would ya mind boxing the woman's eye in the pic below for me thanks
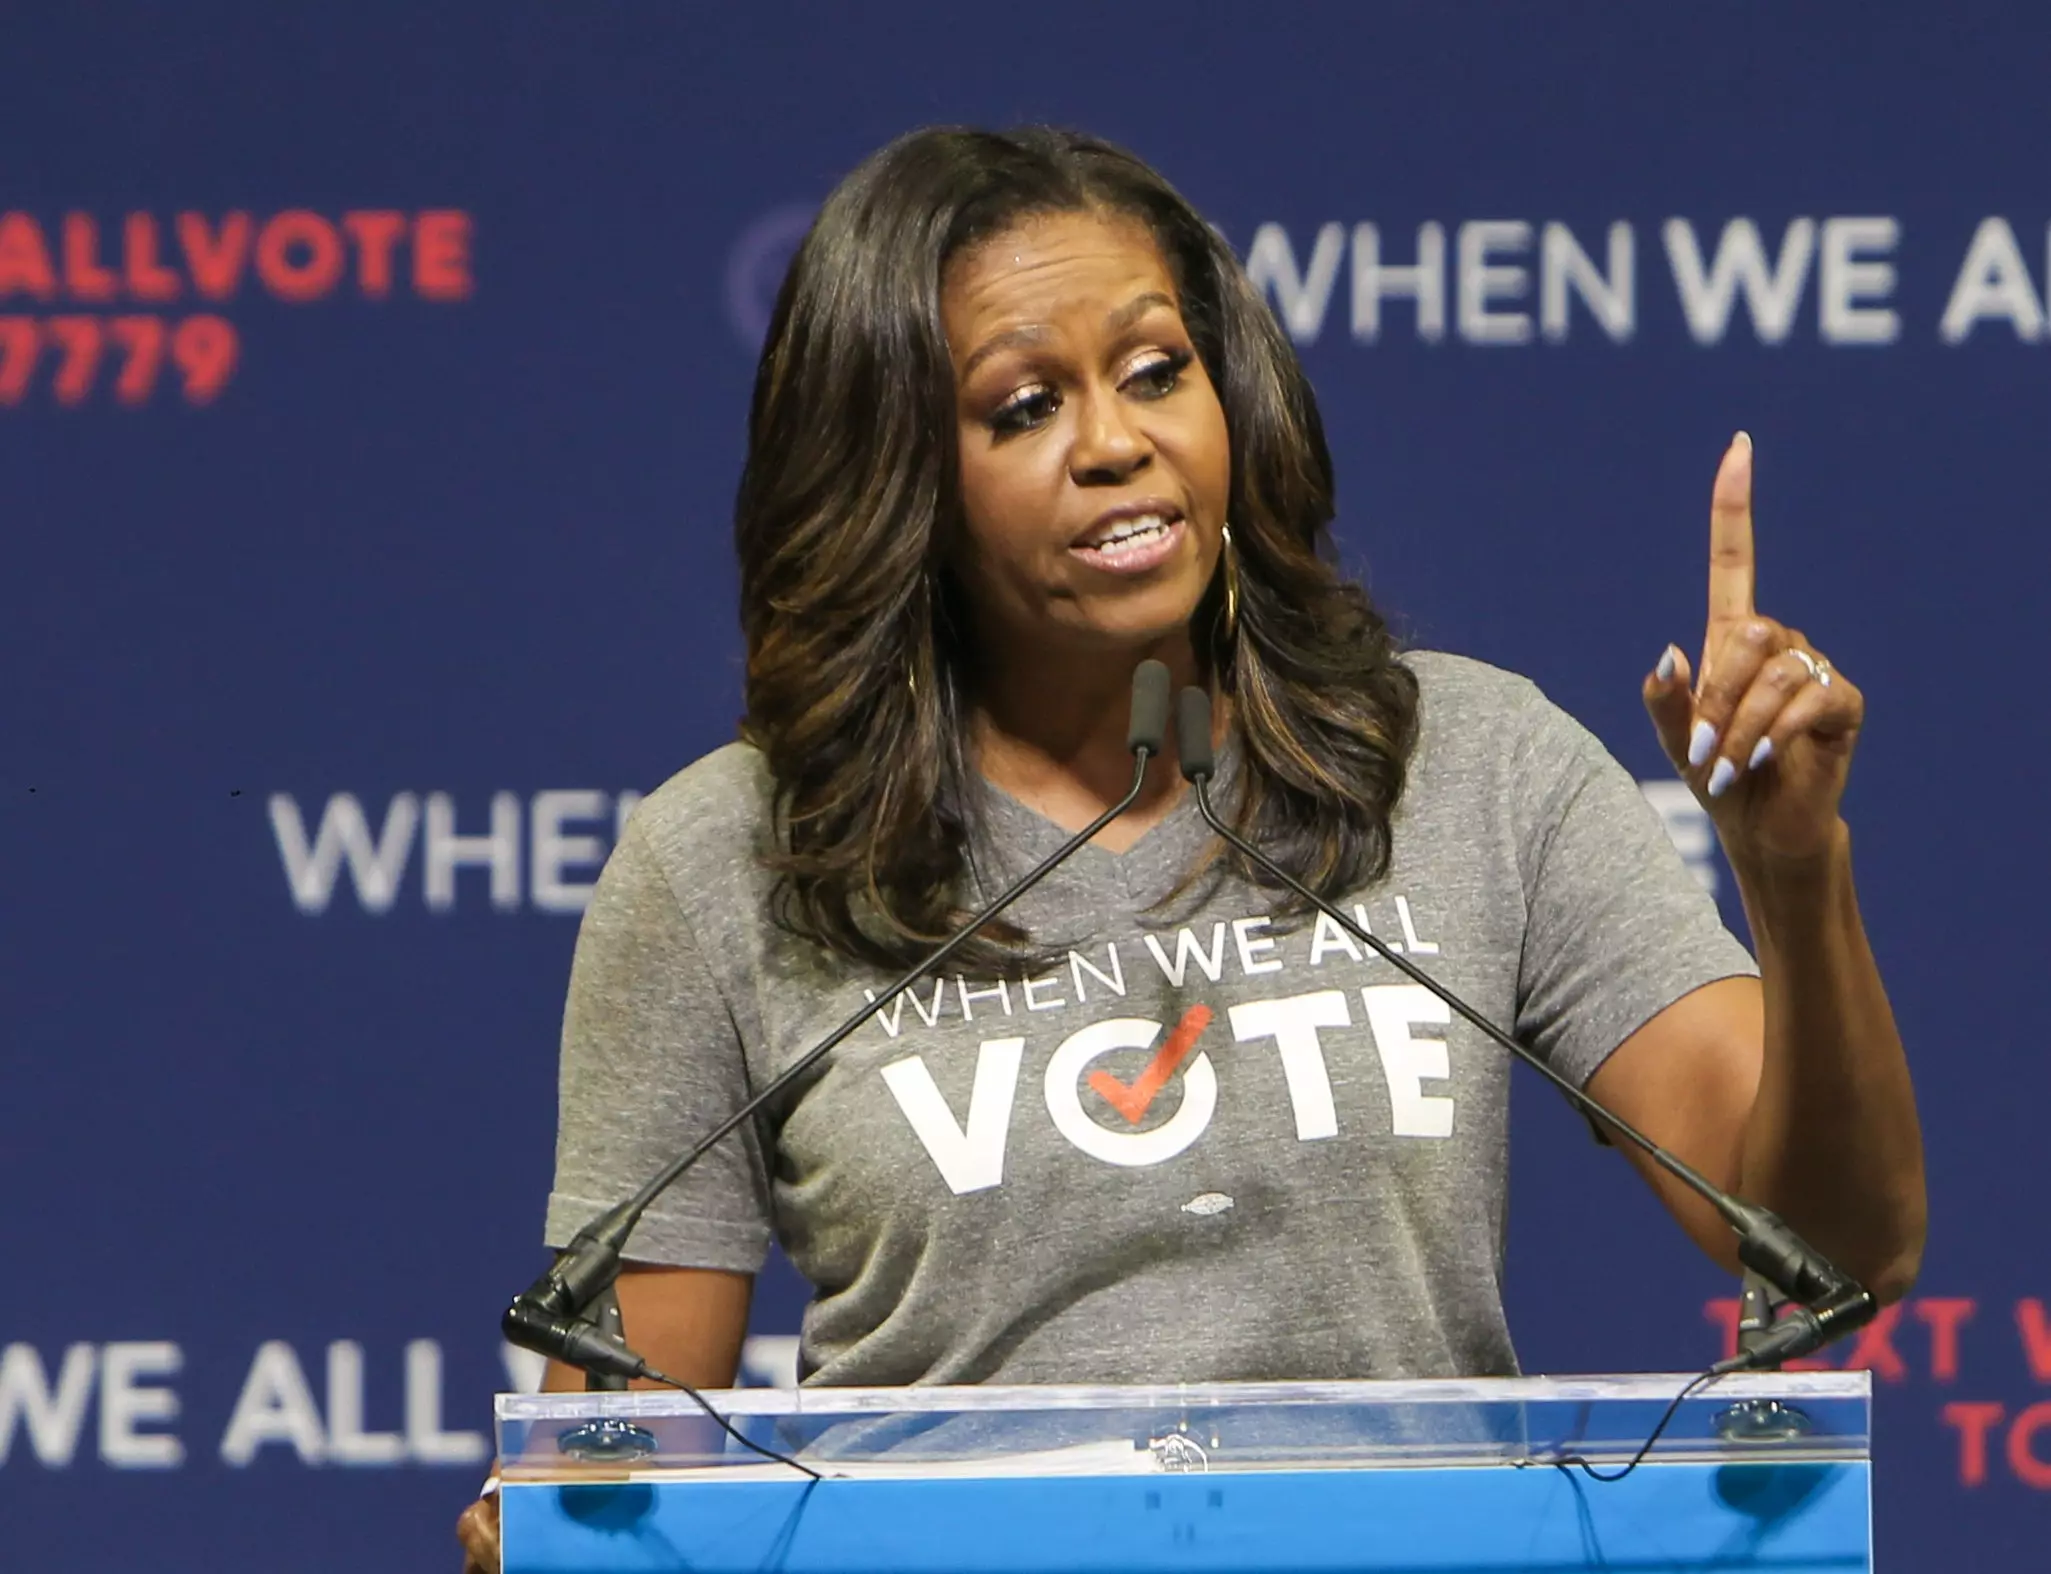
[989,386,1058,435]
[1124,349,1192,399]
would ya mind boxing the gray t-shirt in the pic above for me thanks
[544,652,1756,1385]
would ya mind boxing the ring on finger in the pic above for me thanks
[1786,648,1832,688]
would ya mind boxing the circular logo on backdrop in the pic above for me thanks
[724,204,816,351]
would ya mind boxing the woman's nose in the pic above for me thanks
[1068,386,1153,484]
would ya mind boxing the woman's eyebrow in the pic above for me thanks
[960,290,1177,383]
[1104,290,1175,335]
[960,325,1047,383]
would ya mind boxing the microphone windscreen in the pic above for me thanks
[1176,686,1215,780]
[1126,660,1172,755]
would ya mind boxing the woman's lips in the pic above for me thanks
[1068,515,1187,576]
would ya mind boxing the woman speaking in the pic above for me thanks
[459,125,1923,1567]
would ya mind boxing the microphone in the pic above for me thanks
[1171,685,1876,1370]
[506,659,1176,1379]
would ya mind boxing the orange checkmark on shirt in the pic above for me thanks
[1088,1005,1213,1125]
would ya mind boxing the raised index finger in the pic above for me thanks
[1708,430,1756,624]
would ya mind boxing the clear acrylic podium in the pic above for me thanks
[497,1372,1871,1572]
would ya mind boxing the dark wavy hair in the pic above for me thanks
[735,126,1419,969]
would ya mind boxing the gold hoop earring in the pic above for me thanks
[1219,522,1241,644]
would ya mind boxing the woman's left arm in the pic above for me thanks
[1585,432,1926,1302]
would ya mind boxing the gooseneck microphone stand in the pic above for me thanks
[1171,685,1876,1373]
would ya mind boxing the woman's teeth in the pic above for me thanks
[1082,515,1172,556]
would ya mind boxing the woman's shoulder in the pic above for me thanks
[1395,648,1612,812]
[617,740,778,887]
[1400,648,1563,746]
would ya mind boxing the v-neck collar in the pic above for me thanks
[963,739,1243,912]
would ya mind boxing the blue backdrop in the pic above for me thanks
[5,3,2046,1566]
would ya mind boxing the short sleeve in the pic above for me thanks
[1510,693,1758,1089]
[543,817,774,1272]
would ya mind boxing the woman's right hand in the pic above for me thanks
[456,1486,500,1573]
[455,1265,753,1571]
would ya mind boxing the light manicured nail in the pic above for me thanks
[1733,430,1753,453]
[1687,719,1718,768]
[1707,758,1737,798]
[1655,646,1677,683]
[1748,736,1774,770]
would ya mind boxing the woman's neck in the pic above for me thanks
[966,632,1211,849]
